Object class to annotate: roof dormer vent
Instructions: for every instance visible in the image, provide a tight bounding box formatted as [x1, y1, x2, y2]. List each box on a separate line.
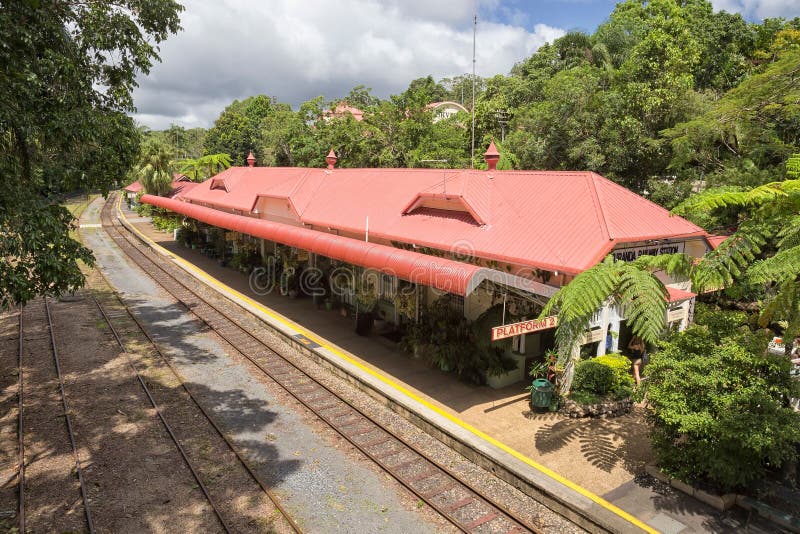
[484, 140, 500, 171]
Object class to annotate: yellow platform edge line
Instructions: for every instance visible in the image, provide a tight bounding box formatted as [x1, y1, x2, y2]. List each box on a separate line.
[118, 195, 657, 534]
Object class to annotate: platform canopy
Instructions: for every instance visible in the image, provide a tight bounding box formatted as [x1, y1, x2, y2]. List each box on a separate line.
[142, 194, 559, 298]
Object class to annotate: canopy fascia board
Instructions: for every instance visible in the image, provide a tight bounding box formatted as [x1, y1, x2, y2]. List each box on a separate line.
[143, 195, 492, 296]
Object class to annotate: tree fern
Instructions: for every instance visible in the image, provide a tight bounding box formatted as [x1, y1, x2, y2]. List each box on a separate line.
[777, 215, 800, 249]
[749, 246, 800, 284]
[787, 154, 800, 179]
[758, 279, 800, 340]
[672, 186, 746, 216]
[633, 252, 693, 278]
[617, 266, 668, 342]
[692, 223, 765, 292]
[541, 256, 668, 364]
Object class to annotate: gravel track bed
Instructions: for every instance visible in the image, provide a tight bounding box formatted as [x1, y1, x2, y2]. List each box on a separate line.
[84, 268, 296, 533]
[128, 221, 585, 533]
[17, 300, 88, 533]
[0, 312, 21, 531]
[100, 208, 450, 532]
[46, 291, 221, 533]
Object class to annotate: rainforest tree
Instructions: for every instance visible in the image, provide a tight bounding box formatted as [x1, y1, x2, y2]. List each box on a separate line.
[0, 0, 183, 309]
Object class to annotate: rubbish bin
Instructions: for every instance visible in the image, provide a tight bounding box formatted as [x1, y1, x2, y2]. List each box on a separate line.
[530, 378, 554, 409]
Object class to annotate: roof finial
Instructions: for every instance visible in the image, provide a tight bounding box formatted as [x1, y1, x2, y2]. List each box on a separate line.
[326, 148, 337, 170]
[484, 139, 500, 171]
[246, 151, 256, 167]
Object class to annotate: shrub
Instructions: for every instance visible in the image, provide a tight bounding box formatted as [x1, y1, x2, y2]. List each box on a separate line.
[572, 359, 615, 395]
[594, 353, 635, 390]
[644, 323, 800, 492]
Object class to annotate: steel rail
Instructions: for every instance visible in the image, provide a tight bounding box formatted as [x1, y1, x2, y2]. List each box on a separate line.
[43, 297, 96, 534]
[103, 194, 542, 534]
[17, 310, 24, 533]
[73, 290, 232, 534]
[89, 288, 302, 534]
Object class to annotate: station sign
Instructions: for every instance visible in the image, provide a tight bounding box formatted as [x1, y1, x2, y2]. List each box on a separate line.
[491, 315, 558, 341]
[611, 242, 684, 262]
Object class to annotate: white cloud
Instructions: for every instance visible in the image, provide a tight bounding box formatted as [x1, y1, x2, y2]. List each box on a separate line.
[131, 0, 564, 129]
[712, 0, 800, 19]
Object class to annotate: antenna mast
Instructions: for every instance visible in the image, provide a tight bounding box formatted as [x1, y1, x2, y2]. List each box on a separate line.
[471, 10, 477, 169]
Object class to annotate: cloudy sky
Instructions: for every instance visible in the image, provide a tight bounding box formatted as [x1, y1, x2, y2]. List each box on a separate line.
[132, 0, 800, 130]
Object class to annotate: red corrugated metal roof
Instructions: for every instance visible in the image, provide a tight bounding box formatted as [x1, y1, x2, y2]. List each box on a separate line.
[666, 286, 696, 302]
[707, 235, 728, 249]
[142, 194, 483, 295]
[169, 181, 198, 199]
[124, 181, 143, 193]
[124, 180, 197, 199]
[179, 167, 708, 274]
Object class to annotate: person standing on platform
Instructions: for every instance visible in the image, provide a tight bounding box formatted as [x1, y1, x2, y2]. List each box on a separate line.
[628, 336, 646, 385]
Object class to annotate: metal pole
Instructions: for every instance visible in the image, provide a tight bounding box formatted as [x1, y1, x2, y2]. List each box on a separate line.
[471, 12, 476, 169]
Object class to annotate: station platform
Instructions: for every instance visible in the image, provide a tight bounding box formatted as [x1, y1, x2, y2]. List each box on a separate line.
[119, 201, 767, 534]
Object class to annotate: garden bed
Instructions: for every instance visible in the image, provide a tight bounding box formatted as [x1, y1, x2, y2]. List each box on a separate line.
[558, 398, 632, 418]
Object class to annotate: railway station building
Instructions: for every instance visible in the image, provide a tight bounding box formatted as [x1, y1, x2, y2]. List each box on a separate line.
[140, 144, 712, 387]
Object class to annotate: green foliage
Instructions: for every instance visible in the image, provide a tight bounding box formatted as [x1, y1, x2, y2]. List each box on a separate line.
[788, 154, 800, 179]
[594, 353, 635, 391]
[135, 140, 175, 196]
[0, 0, 182, 308]
[572, 353, 634, 401]
[693, 303, 748, 336]
[572, 360, 615, 395]
[665, 48, 800, 176]
[527, 361, 549, 380]
[205, 95, 275, 165]
[542, 256, 667, 359]
[399, 300, 517, 385]
[156, 124, 206, 159]
[673, 174, 800, 338]
[151, 214, 182, 233]
[568, 390, 603, 405]
[179, 153, 232, 180]
[643, 321, 800, 491]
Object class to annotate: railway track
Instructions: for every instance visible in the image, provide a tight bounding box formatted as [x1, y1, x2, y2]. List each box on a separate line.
[85, 289, 234, 533]
[87, 277, 302, 533]
[16, 255, 301, 532]
[102, 193, 547, 533]
[17, 298, 95, 533]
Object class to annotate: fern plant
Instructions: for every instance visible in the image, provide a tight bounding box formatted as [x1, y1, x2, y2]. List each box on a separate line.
[673, 171, 800, 341]
[540, 255, 668, 368]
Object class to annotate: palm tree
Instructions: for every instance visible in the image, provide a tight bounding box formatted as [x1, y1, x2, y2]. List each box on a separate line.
[136, 141, 174, 196]
[179, 153, 232, 181]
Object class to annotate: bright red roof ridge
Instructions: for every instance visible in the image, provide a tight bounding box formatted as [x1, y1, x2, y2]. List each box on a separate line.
[178, 167, 708, 274]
